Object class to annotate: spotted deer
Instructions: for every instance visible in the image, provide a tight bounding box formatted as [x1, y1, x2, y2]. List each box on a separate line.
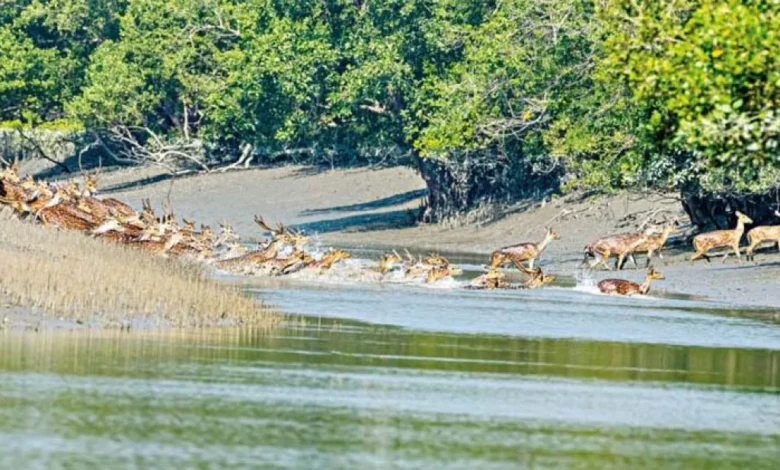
[489, 227, 560, 271]
[425, 264, 463, 283]
[521, 268, 557, 289]
[584, 231, 651, 271]
[691, 211, 753, 263]
[466, 269, 511, 290]
[626, 223, 678, 268]
[308, 249, 351, 271]
[214, 238, 288, 272]
[376, 250, 403, 274]
[598, 266, 665, 296]
[745, 210, 780, 261]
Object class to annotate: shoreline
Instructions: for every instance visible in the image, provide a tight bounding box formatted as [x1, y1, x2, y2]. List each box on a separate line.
[8, 161, 780, 319]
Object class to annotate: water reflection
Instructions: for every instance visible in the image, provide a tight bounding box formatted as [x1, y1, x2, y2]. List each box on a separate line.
[1, 321, 778, 468]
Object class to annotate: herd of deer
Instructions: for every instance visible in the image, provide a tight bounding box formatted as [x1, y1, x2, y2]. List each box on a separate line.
[2, 163, 779, 297]
[0, 165, 475, 284]
[483, 209, 780, 296]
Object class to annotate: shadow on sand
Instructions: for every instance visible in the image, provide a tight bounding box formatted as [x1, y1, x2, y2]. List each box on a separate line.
[300, 189, 426, 216]
[292, 209, 414, 234]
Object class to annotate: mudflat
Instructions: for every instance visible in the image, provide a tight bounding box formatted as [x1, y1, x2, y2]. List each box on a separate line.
[31, 163, 780, 311]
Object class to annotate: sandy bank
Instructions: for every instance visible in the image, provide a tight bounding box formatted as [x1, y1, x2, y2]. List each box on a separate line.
[26, 162, 780, 311]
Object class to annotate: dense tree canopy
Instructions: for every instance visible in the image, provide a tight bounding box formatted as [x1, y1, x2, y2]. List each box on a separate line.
[1, 0, 778, 218]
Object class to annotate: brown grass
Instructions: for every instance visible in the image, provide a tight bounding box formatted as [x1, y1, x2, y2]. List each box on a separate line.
[0, 210, 277, 327]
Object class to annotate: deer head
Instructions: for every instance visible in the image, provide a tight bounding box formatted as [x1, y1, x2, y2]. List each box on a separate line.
[200, 224, 214, 240]
[82, 173, 98, 196]
[219, 222, 240, 242]
[254, 215, 285, 237]
[646, 266, 665, 281]
[182, 218, 196, 232]
[735, 211, 753, 225]
[424, 253, 450, 268]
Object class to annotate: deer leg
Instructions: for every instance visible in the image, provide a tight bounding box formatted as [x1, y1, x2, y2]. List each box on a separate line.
[527, 258, 535, 270]
[629, 253, 639, 269]
[690, 251, 705, 263]
[643, 251, 652, 268]
[600, 252, 612, 271]
[733, 244, 742, 264]
[745, 241, 757, 262]
[616, 254, 626, 271]
[721, 252, 729, 264]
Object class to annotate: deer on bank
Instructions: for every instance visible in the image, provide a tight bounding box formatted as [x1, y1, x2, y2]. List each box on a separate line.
[625, 223, 678, 269]
[598, 266, 665, 296]
[745, 210, 780, 261]
[690, 211, 753, 264]
[584, 231, 651, 271]
[489, 227, 561, 271]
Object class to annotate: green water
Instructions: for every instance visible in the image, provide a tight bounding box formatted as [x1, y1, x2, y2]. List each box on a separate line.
[1, 317, 779, 469]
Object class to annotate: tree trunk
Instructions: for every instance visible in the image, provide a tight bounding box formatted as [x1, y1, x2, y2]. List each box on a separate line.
[681, 189, 780, 231]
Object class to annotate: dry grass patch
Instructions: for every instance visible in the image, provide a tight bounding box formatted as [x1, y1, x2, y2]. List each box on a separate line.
[0, 211, 276, 327]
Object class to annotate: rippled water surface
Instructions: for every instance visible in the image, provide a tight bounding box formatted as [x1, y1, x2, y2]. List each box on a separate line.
[2, 278, 779, 468]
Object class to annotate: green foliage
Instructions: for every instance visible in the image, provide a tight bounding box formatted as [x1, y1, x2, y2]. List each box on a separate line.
[1, 0, 778, 212]
[601, 0, 779, 192]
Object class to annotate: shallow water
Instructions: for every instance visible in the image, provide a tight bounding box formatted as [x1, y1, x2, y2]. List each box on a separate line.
[2, 268, 780, 468]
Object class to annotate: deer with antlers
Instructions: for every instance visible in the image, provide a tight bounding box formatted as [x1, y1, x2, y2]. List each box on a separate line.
[254, 215, 308, 250]
[691, 211, 753, 264]
[745, 210, 780, 262]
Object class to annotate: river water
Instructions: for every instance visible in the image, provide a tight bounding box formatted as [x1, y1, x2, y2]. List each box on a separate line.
[1, 269, 779, 468]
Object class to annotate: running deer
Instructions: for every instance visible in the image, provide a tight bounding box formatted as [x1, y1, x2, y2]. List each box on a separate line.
[598, 266, 665, 296]
[309, 249, 351, 271]
[626, 223, 678, 268]
[254, 215, 309, 249]
[467, 269, 511, 290]
[214, 238, 288, 272]
[425, 264, 463, 283]
[489, 227, 560, 271]
[745, 210, 780, 261]
[376, 250, 403, 274]
[584, 231, 651, 271]
[691, 211, 753, 263]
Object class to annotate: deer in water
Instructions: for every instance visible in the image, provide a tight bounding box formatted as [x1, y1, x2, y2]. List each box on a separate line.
[467, 269, 511, 290]
[584, 231, 651, 271]
[308, 248, 351, 271]
[255, 215, 309, 250]
[745, 210, 780, 261]
[521, 268, 557, 289]
[489, 227, 560, 271]
[376, 250, 403, 274]
[598, 266, 665, 296]
[425, 263, 463, 283]
[691, 211, 753, 264]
